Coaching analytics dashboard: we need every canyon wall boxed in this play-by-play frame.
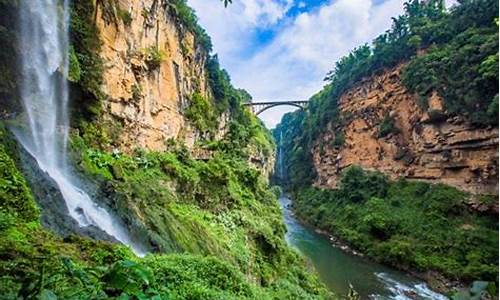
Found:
[95,0,217,151]
[313,64,498,195]
[92,0,274,173]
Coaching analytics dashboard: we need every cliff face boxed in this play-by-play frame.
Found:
[95,0,217,151]
[313,64,498,195]
[92,0,274,173]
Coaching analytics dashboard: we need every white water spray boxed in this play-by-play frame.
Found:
[17,0,144,256]
[371,273,448,300]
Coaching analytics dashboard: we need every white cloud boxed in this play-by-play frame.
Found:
[241,0,294,26]
[189,0,406,128]
[188,0,292,61]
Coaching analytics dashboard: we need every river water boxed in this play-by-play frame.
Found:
[279,196,448,300]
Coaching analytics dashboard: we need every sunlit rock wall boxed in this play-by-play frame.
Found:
[313,64,498,194]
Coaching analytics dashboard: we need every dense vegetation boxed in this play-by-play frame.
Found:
[69,0,107,119]
[0,121,330,298]
[292,167,498,292]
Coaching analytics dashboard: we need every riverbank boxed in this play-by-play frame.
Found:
[280,195,449,299]
[287,167,498,297]
[288,201,462,295]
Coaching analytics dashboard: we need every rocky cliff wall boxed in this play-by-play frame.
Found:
[95,0,216,151]
[313,64,498,194]
[92,0,274,174]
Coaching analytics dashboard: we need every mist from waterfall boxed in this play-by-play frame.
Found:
[16,0,144,256]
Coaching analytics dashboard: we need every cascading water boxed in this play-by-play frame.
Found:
[16,0,144,256]
[277,131,286,181]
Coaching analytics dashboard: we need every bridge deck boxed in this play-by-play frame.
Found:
[243,100,308,106]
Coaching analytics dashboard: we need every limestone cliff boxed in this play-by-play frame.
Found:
[91,0,274,174]
[313,64,498,195]
[94,0,217,151]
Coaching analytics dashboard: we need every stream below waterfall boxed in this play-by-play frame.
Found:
[279,195,448,300]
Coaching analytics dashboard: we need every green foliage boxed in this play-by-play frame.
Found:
[273,109,316,187]
[333,132,345,148]
[377,114,398,138]
[116,7,132,26]
[403,27,498,126]
[144,46,165,70]
[102,260,154,297]
[185,93,218,134]
[96,1,132,27]
[0,134,39,225]
[65,135,329,298]
[206,55,232,113]
[168,0,213,52]
[70,0,105,118]
[292,168,499,286]
[143,255,255,299]
[0,121,328,298]
[75,119,123,151]
[338,166,389,203]
[68,46,81,83]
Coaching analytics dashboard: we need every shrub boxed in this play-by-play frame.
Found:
[333,131,345,148]
[184,93,217,134]
[117,7,132,26]
[68,45,81,83]
[144,46,165,70]
[169,0,213,52]
[338,166,389,203]
[378,114,398,138]
[0,138,39,222]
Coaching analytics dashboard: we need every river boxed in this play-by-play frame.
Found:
[279,195,448,300]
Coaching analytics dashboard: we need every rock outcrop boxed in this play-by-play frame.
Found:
[95,0,212,151]
[313,64,498,194]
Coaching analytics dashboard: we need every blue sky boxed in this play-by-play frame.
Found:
[188,0,458,128]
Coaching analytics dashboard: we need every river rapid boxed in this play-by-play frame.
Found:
[279,195,448,300]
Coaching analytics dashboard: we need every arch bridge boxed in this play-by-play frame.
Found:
[243,100,308,115]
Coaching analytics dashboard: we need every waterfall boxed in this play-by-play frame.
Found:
[278,131,285,181]
[16,0,144,256]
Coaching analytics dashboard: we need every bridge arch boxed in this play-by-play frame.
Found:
[243,101,308,116]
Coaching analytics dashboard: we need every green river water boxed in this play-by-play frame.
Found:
[279,195,448,300]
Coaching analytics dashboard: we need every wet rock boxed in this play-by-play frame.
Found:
[18,145,122,244]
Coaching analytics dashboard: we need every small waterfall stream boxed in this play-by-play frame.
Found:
[276,131,286,182]
[15,0,144,256]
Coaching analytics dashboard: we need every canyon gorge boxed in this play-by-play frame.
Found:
[0,0,498,299]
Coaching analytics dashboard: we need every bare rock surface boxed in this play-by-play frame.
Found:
[312,64,498,194]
